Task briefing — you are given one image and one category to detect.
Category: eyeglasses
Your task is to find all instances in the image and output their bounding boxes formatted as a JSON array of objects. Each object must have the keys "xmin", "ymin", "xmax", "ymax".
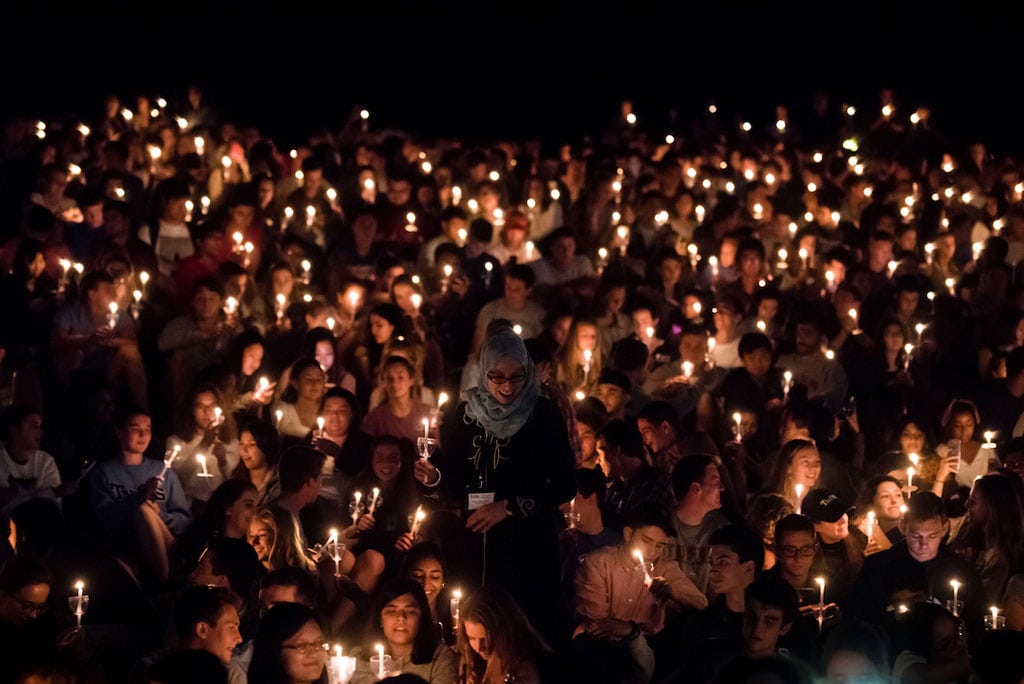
[
  {"xmin": 778, "ymin": 544, "xmax": 818, "ymax": 559},
  {"xmin": 282, "ymin": 642, "xmax": 329, "ymax": 656},
  {"xmin": 12, "ymin": 597, "xmax": 48, "ymax": 615},
  {"xmin": 486, "ymin": 373, "xmax": 526, "ymax": 386}
]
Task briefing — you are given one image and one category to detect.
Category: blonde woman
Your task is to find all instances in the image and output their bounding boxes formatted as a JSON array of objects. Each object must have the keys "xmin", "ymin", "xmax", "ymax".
[{"xmin": 555, "ymin": 316, "xmax": 602, "ymax": 397}]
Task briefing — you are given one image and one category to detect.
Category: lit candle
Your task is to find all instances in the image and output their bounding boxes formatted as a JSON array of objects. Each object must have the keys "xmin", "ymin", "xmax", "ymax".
[
  {"xmin": 301, "ymin": 259, "xmax": 312, "ymax": 281},
  {"xmin": 795, "ymin": 483, "xmax": 805, "ymax": 514},
  {"xmin": 107, "ymin": 301, "xmax": 119, "ymax": 329},
  {"xmin": 275, "ymin": 409, "xmax": 283, "ymax": 428},
  {"xmin": 316, "ymin": 416, "xmax": 325, "ymax": 436},
  {"xmin": 908, "ymin": 452, "xmax": 919, "ymax": 467},
  {"xmin": 783, "ymin": 370, "xmax": 793, "ymax": 402},
  {"xmin": 645, "ymin": 326, "xmax": 655, "ymax": 344},
  {"xmin": 438, "ymin": 392, "xmax": 449, "ymax": 411},
  {"xmin": 682, "ymin": 361, "xmax": 694, "ymax": 379},
  {"xmin": 815, "ymin": 576, "xmax": 826, "ymax": 630},
  {"xmin": 990, "ymin": 605, "xmax": 1000, "ymax": 629},
  {"xmin": 865, "ymin": 510, "xmax": 876, "ymax": 544},
  {"xmin": 582, "ymin": 349, "xmax": 592, "ymax": 376},
  {"xmin": 275, "ymin": 293, "xmax": 286, "ymax": 324},
  {"xmin": 375, "ymin": 643, "xmax": 385, "ymax": 679},
  {"xmin": 422, "ymin": 418, "xmax": 430, "ymax": 440},
  {"xmin": 224, "ymin": 296, "xmax": 238, "ymax": 316},
  {"xmin": 411, "ymin": 292, "xmax": 422, "ymax": 313},
  {"xmin": 906, "ymin": 467, "xmax": 915, "ymax": 493},
  {"xmin": 410, "ymin": 506, "xmax": 425, "ymax": 536},
  {"xmin": 525, "ymin": 241, "xmax": 535, "ymax": 261},
  {"xmin": 633, "ymin": 549, "xmax": 653, "ymax": 587},
  {"xmin": 196, "ymin": 453, "xmax": 212, "ymax": 478},
  {"xmin": 351, "ymin": 491, "xmax": 362, "ymax": 526},
  {"xmin": 950, "ymin": 579, "xmax": 961, "ymax": 616},
  {"xmin": 798, "ymin": 248, "xmax": 809, "ymax": 271},
  {"xmin": 451, "ymin": 589, "xmax": 462, "ymax": 629},
  {"xmin": 732, "ymin": 411, "xmax": 743, "ymax": 441},
  {"xmin": 983, "ymin": 431, "xmax": 996, "ymax": 448},
  {"xmin": 368, "ymin": 487, "xmax": 381, "ymax": 515},
  {"xmin": 848, "ymin": 308, "xmax": 859, "ymax": 333},
  {"xmin": 72, "ymin": 580, "xmax": 86, "ymax": 628},
  {"xmin": 159, "ymin": 444, "xmax": 182, "ymax": 479},
  {"xmin": 569, "ymin": 498, "xmax": 576, "ymax": 529}
]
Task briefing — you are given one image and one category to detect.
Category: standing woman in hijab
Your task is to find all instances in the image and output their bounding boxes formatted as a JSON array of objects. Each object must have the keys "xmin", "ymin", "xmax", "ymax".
[{"xmin": 427, "ymin": 327, "xmax": 575, "ymax": 644}]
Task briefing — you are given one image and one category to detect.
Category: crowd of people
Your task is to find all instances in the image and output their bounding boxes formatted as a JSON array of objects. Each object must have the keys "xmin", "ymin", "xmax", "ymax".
[{"xmin": 2, "ymin": 86, "xmax": 1024, "ymax": 684}]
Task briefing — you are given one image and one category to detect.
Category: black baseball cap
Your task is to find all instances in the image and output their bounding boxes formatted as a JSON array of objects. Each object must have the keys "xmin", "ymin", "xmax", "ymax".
[{"xmin": 802, "ymin": 489, "xmax": 853, "ymax": 524}]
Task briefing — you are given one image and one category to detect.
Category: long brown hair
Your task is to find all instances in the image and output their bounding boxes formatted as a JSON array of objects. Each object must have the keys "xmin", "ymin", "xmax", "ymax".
[{"xmin": 455, "ymin": 588, "xmax": 549, "ymax": 684}]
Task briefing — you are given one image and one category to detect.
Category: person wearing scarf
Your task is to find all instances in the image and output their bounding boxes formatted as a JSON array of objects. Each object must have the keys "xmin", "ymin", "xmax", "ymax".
[{"xmin": 430, "ymin": 326, "xmax": 576, "ymax": 645}]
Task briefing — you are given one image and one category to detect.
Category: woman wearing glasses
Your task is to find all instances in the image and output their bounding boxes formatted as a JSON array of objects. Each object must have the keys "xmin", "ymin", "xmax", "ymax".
[
  {"xmin": 428, "ymin": 327, "xmax": 575, "ymax": 644},
  {"xmin": 249, "ymin": 603, "xmax": 328, "ymax": 684}
]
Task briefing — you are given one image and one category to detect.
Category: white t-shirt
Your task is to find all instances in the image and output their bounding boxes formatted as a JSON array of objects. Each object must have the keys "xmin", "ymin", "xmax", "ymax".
[{"xmin": 0, "ymin": 445, "xmax": 61, "ymax": 516}]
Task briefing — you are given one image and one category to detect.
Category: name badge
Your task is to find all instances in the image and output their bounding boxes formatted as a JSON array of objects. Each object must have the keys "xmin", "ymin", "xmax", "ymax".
[{"xmin": 467, "ymin": 492, "xmax": 496, "ymax": 510}]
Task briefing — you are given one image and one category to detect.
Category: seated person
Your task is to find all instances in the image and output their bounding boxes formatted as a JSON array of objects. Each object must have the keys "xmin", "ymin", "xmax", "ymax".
[
  {"xmin": 349, "ymin": 578, "xmax": 458, "ymax": 683},
  {"xmin": 665, "ymin": 575, "xmax": 801, "ymax": 683},
  {"xmin": 574, "ymin": 503, "xmax": 706, "ymax": 684},
  {"xmin": 51, "ymin": 270, "xmax": 148, "ymax": 409},
  {"xmin": 91, "ymin": 408, "xmax": 190, "ymax": 584},
  {"xmin": 171, "ymin": 586, "xmax": 245, "ymax": 684},
  {"xmin": 0, "ymin": 405, "xmax": 64, "ymax": 518}
]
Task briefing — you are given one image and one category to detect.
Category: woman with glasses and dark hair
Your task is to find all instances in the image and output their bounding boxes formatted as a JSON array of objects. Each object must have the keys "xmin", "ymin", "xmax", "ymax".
[{"xmin": 249, "ymin": 603, "xmax": 328, "ymax": 684}]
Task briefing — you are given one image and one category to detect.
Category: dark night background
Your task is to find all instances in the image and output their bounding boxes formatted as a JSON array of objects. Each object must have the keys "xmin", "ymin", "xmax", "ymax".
[{"xmin": 1, "ymin": 5, "xmax": 1020, "ymax": 151}]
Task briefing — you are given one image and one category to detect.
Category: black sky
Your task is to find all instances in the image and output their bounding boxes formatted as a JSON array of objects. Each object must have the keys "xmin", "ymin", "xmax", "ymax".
[{"xmin": 2, "ymin": 6, "xmax": 1020, "ymax": 151}]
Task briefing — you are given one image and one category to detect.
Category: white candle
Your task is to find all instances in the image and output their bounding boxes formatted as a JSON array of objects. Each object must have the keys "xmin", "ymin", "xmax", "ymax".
[
  {"xmin": 569, "ymin": 498, "xmax": 576, "ymax": 529},
  {"xmin": 732, "ymin": 412, "xmax": 743, "ymax": 441},
  {"xmin": 352, "ymin": 491, "xmax": 362, "ymax": 526},
  {"xmin": 197, "ymin": 453, "xmax": 211, "ymax": 478},
  {"xmin": 410, "ymin": 506, "xmax": 425, "ymax": 536},
  {"xmin": 274, "ymin": 409, "xmax": 283, "ymax": 428},
  {"xmin": 368, "ymin": 487, "xmax": 381, "ymax": 515},
  {"xmin": 983, "ymin": 431, "xmax": 996, "ymax": 448},
  {"xmin": 316, "ymin": 416, "xmax": 325, "ymax": 435},
  {"xmin": 682, "ymin": 361, "xmax": 694, "ymax": 379},
  {"xmin": 906, "ymin": 467, "xmax": 915, "ymax": 492},
  {"xmin": 73, "ymin": 580, "xmax": 86, "ymax": 628},
  {"xmin": 795, "ymin": 483, "xmax": 805, "ymax": 513},
  {"xmin": 633, "ymin": 549, "xmax": 653, "ymax": 586},
  {"xmin": 375, "ymin": 643, "xmax": 385, "ymax": 678},
  {"xmin": 865, "ymin": 510, "xmax": 876, "ymax": 543},
  {"xmin": 783, "ymin": 370, "xmax": 793, "ymax": 402},
  {"xmin": 159, "ymin": 444, "xmax": 182, "ymax": 479},
  {"xmin": 451, "ymin": 589, "xmax": 462, "ymax": 629},
  {"xmin": 991, "ymin": 605, "xmax": 999, "ymax": 623},
  {"xmin": 950, "ymin": 579, "xmax": 961, "ymax": 615},
  {"xmin": 438, "ymin": 392, "xmax": 449, "ymax": 410},
  {"xmin": 815, "ymin": 576, "xmax": 826, "ymax": 629},
  {"xmin": 422, "ymin": 418, "xmax": 430, "ymax": 440}
]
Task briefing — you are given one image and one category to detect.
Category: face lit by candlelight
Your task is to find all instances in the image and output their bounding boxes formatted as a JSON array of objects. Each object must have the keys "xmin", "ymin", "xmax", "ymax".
[
  {"xmin": 241, "ymin": 342, "xmax": 264, "ymax": 377},
  {"xmin": 464, "ymin": 620, "xmax": 490, "ymax": 660},
  {"xmin": 406, "ymin": 555, "xmax": 444, "ymax": 614},
  {"xmin": 239, "ymin": 430, "xmax": 266, "ymax": 472},
  {"xmin": 787, "ymin": 444, "xmax": 821, "ymax": 490},
  {"xmin": 486, "ymin": 358, "xmax": 527, "ymax": 406},
  {"xmin": 380, "ymin": 593, "xmax": 422, "ymax": 649},
  {"xmin": 371, "ymin": 443, "xmax": 403, "ymax": 486}
]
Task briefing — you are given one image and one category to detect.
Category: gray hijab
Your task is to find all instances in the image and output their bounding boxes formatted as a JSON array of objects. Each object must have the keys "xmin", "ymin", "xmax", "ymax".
[{"xmin": 462, "ymin": 328, "xmax": 541, "ymax": 439}]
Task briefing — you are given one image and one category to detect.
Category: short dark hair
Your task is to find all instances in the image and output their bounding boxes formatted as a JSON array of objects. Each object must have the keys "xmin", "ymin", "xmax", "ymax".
[
  {"xmin": 738, "ymin": 332, "xmax": 773, "ymax": 358},
  {"xmin": 637, "ymin": 401, "xmax": 678, "ymax": 434},
  {"xmin": 736, "ymin": 237, "xmax": 766, "ymax": 262},
  {"xmin": 469, "ymin": 218, "xmax": 493, "ymax": 243},
  {"xmin": 708, "ymin": 524, "xmax": 765, "ymax": 577},
  {"xmin": 745, "ymin": 575, "xmax": 799, "ymax": 626},
  {"xmin": 610, "ymin": 338, "xmax": 648, "ymax": 374},
  {"xmin": 575, "ymin": 467, "xmax": 607, "ymax": 507},
  {"xmin": 600, "ymin": 419, "xmax": 645, "ymax": 460},
  {"xmin": 506, "ymin": 263, "xmax": 536, "ymax": 288},
  {"xmin": 772, "ymin": 513, "xmax": 816, "ymax": 545},
  {"xmin": 622, "ymin": 502, "xmax": 675, "ymax": 537},
  {"xmin": 260, "ymin": 567, "xmax": 318, "ymax": 608},
  {"xmin": 670, "ymin": 454, "xmax": 716, "ymax": 501},
  {"xmin": 278, "ymin": 446, "xmax": 326, "ymax": 494},
  {"xmin": 172, "ymin": 586, "xmax": 237, "ymax": 643},
  {"xmin": 192, "ymin": 275, "xmax": 225, "ymax": 299},
  {"xmin": 905, "ymin": 492, "xmax": 946, "ymax": 523},
  {"xmin": 201, "ymin": 538, "xmax": 261, "ymax": 599},
  {"xmin": 79, "ymin": 270, "xmax": 114, "ymax": 299}
]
